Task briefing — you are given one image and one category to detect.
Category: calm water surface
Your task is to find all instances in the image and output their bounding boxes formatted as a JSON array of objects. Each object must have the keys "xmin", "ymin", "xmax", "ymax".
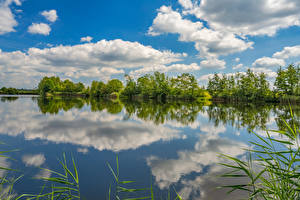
[{"xmin": 0, "ymin": 96, "xmax": 298, "ymax": 199}]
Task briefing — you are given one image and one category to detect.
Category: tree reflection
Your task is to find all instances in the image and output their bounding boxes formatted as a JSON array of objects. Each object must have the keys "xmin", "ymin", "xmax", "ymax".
[
  {"xmin": 122, "ymin": 99, "xmax": 210, "ymax": 125},
  {"xmin": 273, "ymin": 104, "xmax": 300, "ymax": 131},
  {"xmin": 206, "ymin": 102, "xmax": 300, "ymax": 132},
  {"xmin": 0, "ymin": 96, "xmax": 19, "ymax": 102},
  {"xmin": 37, "ymin": 97, "xmax": 88, "ymax": 114},
  {"xmin": 36, "ymin": 97, "xmax": 299, "ymax": 131},
  {"xmin": 206, "ymin": 103, "xmax": 274, "ymax": 131},
  {"xmin": 89, "ymin": 98, "xmax": 123, "ymax": 114}
]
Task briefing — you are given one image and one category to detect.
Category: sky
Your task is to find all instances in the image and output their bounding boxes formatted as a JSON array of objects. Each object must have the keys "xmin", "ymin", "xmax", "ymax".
[{"xmin": 1, "ymin": 0, "xmax": 300, "ymax": 88}]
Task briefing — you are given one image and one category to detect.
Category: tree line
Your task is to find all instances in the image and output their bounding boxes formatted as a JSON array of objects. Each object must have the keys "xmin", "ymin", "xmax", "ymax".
[
  {"xmin": 36, "ymin": 96, "xmax": 299, "ymax": 131},
  {"xmin": 207, "ymin": 64, "xmax": 300, "ymax": 102},
  {"xmin": 0, "ymin": 87, "xmax": 38, "ymax": 95},
  {"xmin": 37, "ymin": 72, "xmax": 211, "ymax": 101},
  {"xmin": 1, "ymin": 64, "xmax": 299, "ymax": 102}
]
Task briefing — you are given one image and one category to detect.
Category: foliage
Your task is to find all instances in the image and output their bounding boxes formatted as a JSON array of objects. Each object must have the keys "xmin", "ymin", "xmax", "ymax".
[
  {"xmin": 37, "ymin": 97, "xmax": 88, "ymax": 114},
  {"xmin": 90, "ymin": 79, "xmax": 123, "ymax": 98},
  {"xmin": 38, "ymin": 76, "xmax": 87, "ymax": 96},
  {"xmin": 207, "ymin": 64, "xmax": 300, "ymax": 102},
  {"xmin": 36, "ymin": 96, "xmax": 211, "ymax": 126},
  {"xmin": 0, "ymin": 148, "xmax": 183, "ymax": 200},
  {"xmin": 274, "ymin": 64, "xmax": 300, "ymax": 96},
  {"xmin": 0, "ymin": 146, "xmax": 21, "ymax": 200},
  {"xmin": 121, "ymin": 72, "xmax": 210, "ymax": 101},
  {"xmin": 0, "ymin": 87, "xmax": 38, "ymax": 95},
  {"xmin": 220, "ymin": 109, "xmax": 300, "ymax": 199},
  {"xmin": 21, "ymin": 154, "xmax": 81, "ymax": 200},
  {"xmin": 207, "ymin": 69, "xmax": 273, "ymax": 101}
]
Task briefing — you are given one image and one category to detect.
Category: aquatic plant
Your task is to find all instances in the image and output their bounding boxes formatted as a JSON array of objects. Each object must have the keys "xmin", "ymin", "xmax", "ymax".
[
  {"xmin": 220, "ymin": 109, "xmax": 300, "ymax": 199},
  {"xmin": 0, "ymin": 150, "xmax": 182, "ymax": 200}
]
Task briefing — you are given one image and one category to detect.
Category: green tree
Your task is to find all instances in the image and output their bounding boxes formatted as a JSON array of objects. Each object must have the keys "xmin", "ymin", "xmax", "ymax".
[
  {"xmin": 106, "ymin": 79, "xmax": 123, "ymax": 94},
  {"xmin": 38, "ymin": 77, "xmax": 56, "ymax": 96}
]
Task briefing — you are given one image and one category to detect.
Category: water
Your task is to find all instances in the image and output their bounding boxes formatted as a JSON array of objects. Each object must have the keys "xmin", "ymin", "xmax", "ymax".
[{"xmin": 0, "ymin": 96, "xmax": 298, "ymax": 199}]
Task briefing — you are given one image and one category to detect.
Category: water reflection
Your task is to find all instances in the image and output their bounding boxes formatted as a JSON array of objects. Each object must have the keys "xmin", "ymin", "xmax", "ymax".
[
  {"xmin": 1, "ymin": 96, "xmax": 19, "ymax": 102},
  {"xmin": 206, "ymin": 102, "xmax": 300, "ymax": 132},
  {"xmin": 36, "ymin": 97, "xmax": 299, "ymax": 131},
  {"xmin": 37, "ymin": 97, "xmax": 212, "ymax": 127},
  {"xmin": 0, "ymin": 97, "xmax": 299, "ymax": 199}
]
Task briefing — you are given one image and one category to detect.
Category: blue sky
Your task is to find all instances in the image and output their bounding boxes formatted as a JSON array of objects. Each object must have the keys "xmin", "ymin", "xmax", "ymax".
[{"xmin": 1, "ymin": 0, "xmax": 300, "ymax": 88}]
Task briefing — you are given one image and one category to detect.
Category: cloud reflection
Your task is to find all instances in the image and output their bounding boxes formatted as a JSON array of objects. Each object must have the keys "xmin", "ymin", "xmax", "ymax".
[
  {"xmin": 0, "ymin": 99, "xmax": 182, "ymax": 152},
  {"xmin": 147, "ymin": 123, "xmax": 249, "ymax": 199},
  {"xmin": 22, "ymin": 154, "xmax": 46, "ymax": 167}
]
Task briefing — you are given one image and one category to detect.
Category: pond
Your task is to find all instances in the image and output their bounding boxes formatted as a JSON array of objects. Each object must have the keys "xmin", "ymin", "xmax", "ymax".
[{"xmin": 0, "ymin": 96, "xmax": 299, "ymax": 199}]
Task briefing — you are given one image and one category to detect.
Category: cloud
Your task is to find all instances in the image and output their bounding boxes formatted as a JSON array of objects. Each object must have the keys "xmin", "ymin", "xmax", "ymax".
[
  {"xmin": 22, "ymin": 154, "xmax": 46, "ymax": 167},
  {"xmin": 29, "ymin": 119, "xmax": 181, "ymax": 152},
  {"xmin": 200, "ymin": 124, "xmax": 226, "ymax": 135},
  {"xmin": 273, "ymin": 45, "xmax": 300, "ymax": 59},
  {"xmin": 80, "ymin": 36, "xmax": 93, "ymax": 43},
  {"xmin": 252, "ymin": 57, "xmax": 286, "ymax": 68},
  {"xmin": 147, "ymin": 123, "xmax": 247, "ymax": 194},
  {"xmin": 199, "ymin": 67, "xmax": 277, "ymax": 84},
  {"xmin": 41, "ymin": 10, "xmax": 58, "ymax": 23},
  {"xmin": 77, "ymin": 148, "xmax": 89, "ymax": 154},
  {"xmin": 26, "ymin": 39, "xmax": 183, "ymax": 69},
  {"xmin": 28, "ymin": 23, "xmax": 51, "ymax": 35},
  {"xmin": 0, "ymin": 0, "xmax": 21, "ymax": 35},
  {"xmin": 148, "ymin": 6, "xmax": 253, "ymax": 58},
  {"xmin": 233, "ymin": 63, "xmax": 244, "ymax": 70},
  {"xmin": 184, "ymin": 0, "xmax": 300, "ymax": 37},
  {"xmin": 200, "ymin": 58, "xmax": 226, "ymax": 69},
  {"xmin": 146, "ymin": 122, "xmax": 249, "ymax": 199},
  {"xmin": 0, "ymin": 102, "xmax": 182, "ymax": 152},
  {"xmin": 35, "ymin": 168, "xmax": 51, "ymax": 179},
  {"xmin": 251, "ymin": 67, "xmax": 277, "ymax": 78},
  {"xmin": 0, "ymin": 156, "xmax": 10, "ymax": 177},
  {"xmin": 198, "ymin": 72, "xmax": 243, "ymax": 83},
  {"xmin": 0, "ymin": 39, "xmax": 185, "ymax": 87},
  {"xmin": 178, "ymin": 0, "xmax": 193, "ymax": 9},
  {"xmin": 177, "ymin": 164, "xmax": 249, "ymax": 200},
  {"xmin": 251, "ymin": 45, "xmax": 300, "ymax": 75},
  {"xmin": 129, "ymin": 62, "xmax": 200, "ymax": 78},
  {"xmin": 65, "ymin": 67, "xmax": 125, "ymax": 81},
  {"xmin": 198, "ymin": 73, "xmax": 215, "ymax": 82}
]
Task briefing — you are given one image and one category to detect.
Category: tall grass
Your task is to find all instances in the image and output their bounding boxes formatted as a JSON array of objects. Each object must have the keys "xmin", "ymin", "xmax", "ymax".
[
  {"xmin": 0, "ymin": 150, "xmax": 182, "ymax": 200},
  {"xmin": 19, "ymin": 153, "xmax": 80, "ymax": 200},
  {"xmin": 220, "ymin": 109, "xmax": 300, "ymax": 199}
]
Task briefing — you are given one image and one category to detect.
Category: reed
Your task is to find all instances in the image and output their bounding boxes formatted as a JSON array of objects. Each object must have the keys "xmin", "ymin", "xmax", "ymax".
[
  {"xmin": 0, "ymin": 151, "xmax": 182, "ymax": 200},
  {"xmin": 219, "ymin": 108, "xmax": 300, "ymax": 199}
]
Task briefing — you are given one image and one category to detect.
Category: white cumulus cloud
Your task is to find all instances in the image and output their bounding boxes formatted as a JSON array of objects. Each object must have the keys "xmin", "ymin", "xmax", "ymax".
[
  {"xmin": 0, "ymin": 0, "xmax": 21, "ymax": 35},
  {"xmin": 0, "ymin": 39, "xmax": 185, "ymax": 87},
  {"xmin": 273, "ymin": 45, "xmax": 300, "ymax": 59},
  {"xmin": 184, "ymin": 0, "xmax": 300, "ymax": 37},
  {"xmin": 252, "ymin": 57, "xmax": 286, "ymax": 68},
  {"xmin": 130, "ymin": 63, "xmax": 201, "ymax": 78},
  {"xmin": 41, "ymin": 10, "xmax": 58, "ymax": 23},
  {"xmin": 200, "ymin": 58, "xmax": 226, "ymax": 69},
  {"xmin": 28, "ymin": 23, "xmax": 51, "ymax": 35},
  {"xmin": 148, "ymin": 6, "xmax": 253, "ymax": 58}
]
